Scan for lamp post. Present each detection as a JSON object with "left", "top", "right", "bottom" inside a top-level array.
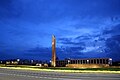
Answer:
[
  {"left": 17, "top": 59, "right": 20, "bottom": 62},
  {"left": 68, "top": 60, "right": 70, "bottom": 64},
  {"left": 31, "top": 60, "right": 33, "bottom": 63},
  {"left": 109, "top": 58, "right": 112, "bottom": 65},
  {"left": 0, "top": 61, "right": 2, "bottom": 64},
  {"left": 17, "top": 59, "right": 20, "bottom": 64},
  {"left": 87, "top": 60, "right": 89, "bottom": 64}
]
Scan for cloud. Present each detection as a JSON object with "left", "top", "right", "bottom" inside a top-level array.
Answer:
[
  {"left": 102, "top": 23, "right": 120, "bottom": 61},
  {"left": 25, "top": 47, "right": 51, "bottom": 59},
  {"left": 103, "top": 24, "right": 120, "bottom": 35},
  {"left": 27, "top": 47, "right": 51, "bottom": 53},
  {"left": 58, "top": 36, "right": 87, "bottom": 58},
  {"left": 105, "top": 35, "right": 120, "bottom": 61},
  {"left": 58, "top": 37, "right": 85, "bottom": 46},
  {"left": 75, "top": 34, "right": 92, "bottom": 41},
  {"left": 25, "top": 45, "right": 85, "bottom": 60}
]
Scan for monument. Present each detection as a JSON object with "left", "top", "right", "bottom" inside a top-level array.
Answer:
[{"left": 51, "top": 35, "right": 56, "bottom": 67}]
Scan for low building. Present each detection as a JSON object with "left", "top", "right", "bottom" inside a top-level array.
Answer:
[{"left": 56, "top": 58, "right": 112, "bottom": 68}]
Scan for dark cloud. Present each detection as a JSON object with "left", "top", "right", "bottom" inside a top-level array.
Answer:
[
  {"left": 28, "top": 47, "right": 50, "bottom": 53},
  {"left": 105, "top": 35, "right": 120, "bottom": 61},
  {"left": 58, "top": 36, "right": 86, "bottom": 58},
  {"left": 25, "top": 47, "right": 51, "bottom": 60},
  {"left": 102, "top": 23, "right": 120, "bottom": 61},
  {"left": 56, "top": 46, "right": 84, "bottom": 59},
  {"left": 59, "top": 38, "right": 72, "bottom": 43},
  {"left": 103, "top": 29, "right": 113, "bottom": 35},
  {"left": 1, "top": 0, "right": 120, "bottom": 23},
  {"left": 58, "top": 37, "right": 85, "bottom": 46},
  {"left": 58, "top": 23, "right": 120, "bottom": 61},
  {"left": 75, "top": 34, "right": 92, "bottom": 41},
  {"left": 98, "top": 37, "right": 106, "bottom": 41},
  {"left": 103, "top": 24, "right": 120, "bottom": 35},
  {"left": 25, "top": 45, "right": 84, "bottom": 60}
]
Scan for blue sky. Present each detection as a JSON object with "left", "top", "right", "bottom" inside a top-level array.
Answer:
[{"left": 0, "top": 0, "right": 120, "bottom": 61}]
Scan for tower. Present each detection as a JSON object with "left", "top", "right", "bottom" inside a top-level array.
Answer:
[{"left": 51, "top": 35, "right": 56, "bottom": 67}]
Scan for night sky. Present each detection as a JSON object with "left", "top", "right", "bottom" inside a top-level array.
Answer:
[{"left": 0, "top": 0, "right": 120, "bottom": 61}]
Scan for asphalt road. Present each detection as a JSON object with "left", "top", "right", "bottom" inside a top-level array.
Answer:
[{"left": 0, "top": 68, "right": 120, "bottom": 80}]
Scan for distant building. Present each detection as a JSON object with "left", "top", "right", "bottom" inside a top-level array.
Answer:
[
  {"left": 5, "top": 59, "right": 19, "bottom": 65},
  {"left": 3, "top": 59, "right": 43, "bottom": 66},
  {"left": 56, "top": 58, "right": 112, "bottom": 68}
]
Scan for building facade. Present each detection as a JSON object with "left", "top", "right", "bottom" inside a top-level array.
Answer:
[{"left": 56, "top": 58, "right": 112, "bottom": 68}]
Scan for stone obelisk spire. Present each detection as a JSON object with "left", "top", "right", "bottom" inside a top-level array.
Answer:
[{"left": 51, "top": 35, "right": 56, "bottom": 67}]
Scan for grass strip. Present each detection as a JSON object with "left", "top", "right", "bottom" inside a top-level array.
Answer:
[{"left": 0, "top": 65, "right": 120, "bottom": 73}]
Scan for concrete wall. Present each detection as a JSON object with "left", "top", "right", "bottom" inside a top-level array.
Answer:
[{"left": 66, "top": 64, "right": 109, "bottom": 68}]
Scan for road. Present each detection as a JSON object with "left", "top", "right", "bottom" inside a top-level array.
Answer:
[{"left": 0, "top": 68, "right": 120, "bottom": 80}]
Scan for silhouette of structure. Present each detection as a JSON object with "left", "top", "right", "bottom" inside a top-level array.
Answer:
[{"left": 51, "top": 35, "right": 56, "bottom": 67}]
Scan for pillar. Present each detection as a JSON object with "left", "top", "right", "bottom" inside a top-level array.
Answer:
[{"left": 51, "top": 35, "right": 56, "bottom": 67}]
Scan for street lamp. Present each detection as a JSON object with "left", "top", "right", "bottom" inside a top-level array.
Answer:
[
  {"left": 68, "top": 60, "right": 70, "bottom": 64},
  {"left": 87, "top": 60, "right": 89, "bottom": 64},
  {"left": 109, "top": 58, "right": 112, "bottom": 65},
  {"left": 17, "top": 59, "right": 20, "bottom": 62},
  {"left": 31, "top": 60, "right": 34, "bottom": 63}
]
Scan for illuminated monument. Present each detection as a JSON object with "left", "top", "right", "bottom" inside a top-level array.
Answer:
[{"left": 51, "top": 35, "right": 56, "bottom": 67}]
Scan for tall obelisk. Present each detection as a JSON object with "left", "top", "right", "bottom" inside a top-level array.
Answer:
[{"left": 51, "top": 35, "right": 56, "bottom": 67}]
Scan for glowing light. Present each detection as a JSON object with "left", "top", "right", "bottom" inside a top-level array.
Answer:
[
  {"left": 17, "top": 59, "right": 20, "bottom": 62},
  {"left": 109, "top": 58, "right": 112, "bottom": 61},
  {"left": 87, "top": 60, "right": 89, "bottom": 62}
]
